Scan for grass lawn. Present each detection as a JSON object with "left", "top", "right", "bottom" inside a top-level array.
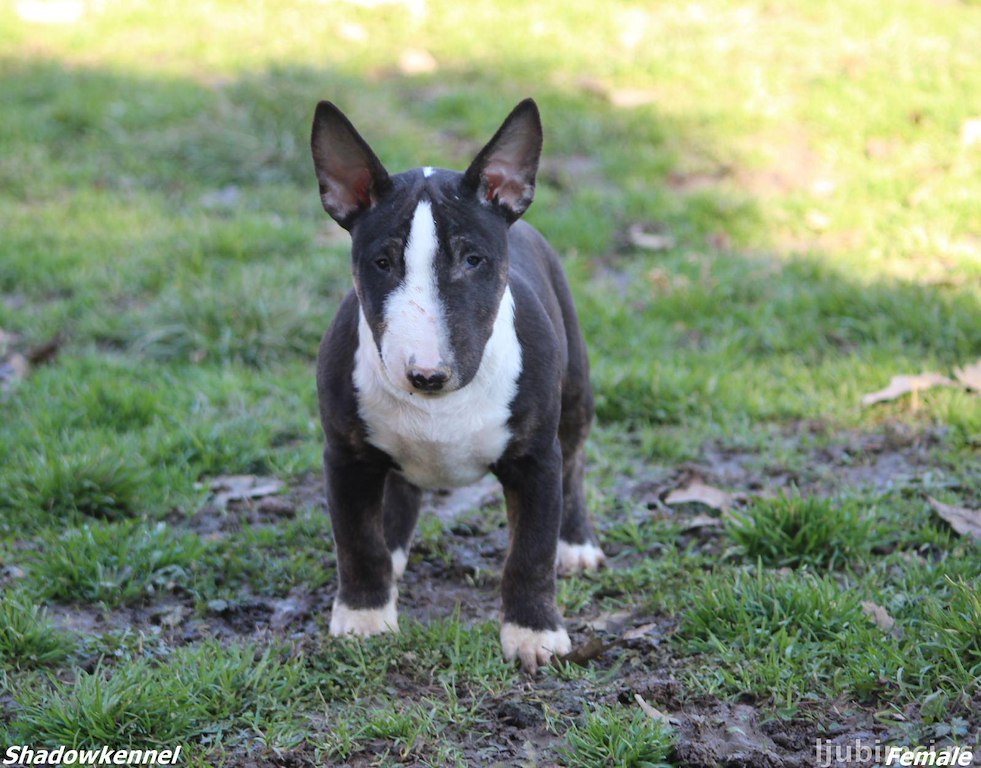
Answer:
[{"left": 1, "top": 0, "right": 979, "bottom": 765}]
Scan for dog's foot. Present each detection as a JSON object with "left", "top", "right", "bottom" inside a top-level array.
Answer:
[
  {"left": 556, "top": 540, "right": 606, "bottom": 575},
  {"left": 390, "top": 547, "right": 408, "bottom": 580},
  {"left": 329, "top": 589, "right": 399, "bottom": 636},
  {"left": 500, "top": 622, "right": 571, "bottom": 673}
]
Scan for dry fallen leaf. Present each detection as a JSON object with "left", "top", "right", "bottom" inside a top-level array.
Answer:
[
  {"left": 860, "top": 372, "right": 954, "bottom": 407},
  {"left": 210, "top": 475, "right": 284, "bottom": 509},
  {"left": 627, "top": 224, "right": 675, "bottom": 252},
  {"left": 682, "top": 514, "right": 724, "bottom": 532},
  {"left": 861, "top": 601, "right": 895, "bottom": 633},
  {"left": 927, "top": 497, "right": 981, "bottom": 542},
  {"left": 665, "top": 480, "right": 736, "bottom": 512},
  {"left": 560, "top": 619, "right": 660, "bottom": 667},
  {"left": 26, "top": 333, "right": 63, "bottom": 367},
  {"left": 622, "top": 622, "right": 660, "bottom": 641},
  {"left": 0, "top": 352, "right": 30, "bottom": 393},
  {"left": 559, "top": 636, "right": 616, "bottom": 666},
  {"left": 0, "top": 331, "right": 63, "bottom": 394},
  {"left": 582, "top": 609, "right": 634, "bottom": 633},
  {"left": 954, "top": 359, "right": 981, "bottom": 392},
  {"left": 634, "top": 694, "right": 674, "bottom": 725}
]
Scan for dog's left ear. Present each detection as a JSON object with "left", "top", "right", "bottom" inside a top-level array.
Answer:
[{"left": 462, "top": 98, "right": 543, "bottom": 223}]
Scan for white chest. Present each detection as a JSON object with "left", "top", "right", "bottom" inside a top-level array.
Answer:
[{"left": 352, "top": 288, "right": 523, "bottom": 490}]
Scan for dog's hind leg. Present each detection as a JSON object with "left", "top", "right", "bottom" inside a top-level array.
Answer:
[
  {"left": 556, "top": 370, "right": 605, "bottom": 576},
  {"left": 383, "top": 472, "right": 422, "bottom": 580}
]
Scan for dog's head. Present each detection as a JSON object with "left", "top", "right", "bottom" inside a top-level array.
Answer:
[{"left": 311, "top": 99, "right": 541, "bottom": 395}]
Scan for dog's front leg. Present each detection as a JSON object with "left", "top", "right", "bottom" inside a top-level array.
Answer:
[
  {"left": 495, "top": 439, "right": 571, "bottom": 673},
  {"left": 325, "top": 450, "right": 398, "bottom": 637}
]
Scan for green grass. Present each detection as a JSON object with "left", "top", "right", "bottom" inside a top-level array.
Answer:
[
  {"left": 11, "top": 640, "right": 303, "bottom": 748},
  {"left": 6, "top": 450, "right": 147, "bottom": 524},
  {"left": 561, "top": 705, "right": 674, "bottom": 768},
  {"left": 678, "top": 569, "right": 875, "bottom": 702},
  {"left": 910, "top": 578, "right": 981, "bottom": 698},
  {"left": 1, "top": 0, "right": 980, "bottom": 761},
  {"left": 29, "top": 522, "right": 205, "bottom": 606},
  {"left": 0, "top": 591, "right": 75, "bottom": 670},
  {"left": 726, "top": 492, "right": 875, "bottom": 569}
]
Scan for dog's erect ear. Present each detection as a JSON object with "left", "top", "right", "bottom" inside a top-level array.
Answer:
[
  {"left": 311, "top": 101, "right": 392, "bottom": 230},
  {"left": 462, "top": 99, "right": 543, "bottom": 224}
]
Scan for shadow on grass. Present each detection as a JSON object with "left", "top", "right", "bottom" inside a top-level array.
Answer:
[{"left": 2, "top": 54, "right": 977, "bottom": 366}]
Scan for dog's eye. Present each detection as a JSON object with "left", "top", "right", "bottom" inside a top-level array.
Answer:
[
  {"left": 375, "top": 257, "right": 391, "bottom": 272},
  {"left": 465, "top": 254, "right": 483, "bottom": 269}
]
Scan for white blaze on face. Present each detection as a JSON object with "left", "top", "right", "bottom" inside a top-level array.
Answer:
[{"left": 380, "top": 201, "right": 451, "bottom": 389}]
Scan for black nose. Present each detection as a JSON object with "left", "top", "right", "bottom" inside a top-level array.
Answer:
[{"left": 407, "top": 367, "right": 450, "bottom": 392}]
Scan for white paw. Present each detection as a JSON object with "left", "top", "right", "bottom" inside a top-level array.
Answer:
[
  {"left": 500, "top": 622, "right": 571, "bottom": 673},
  {"left": 556, "top": 540, "right": 606, "bottom": 575},
  {"left": 329, "top": 588, "right": 398, "bottom": 636},
  {"left": 390, "top": 548, "right": 408, "bottom": 580}
]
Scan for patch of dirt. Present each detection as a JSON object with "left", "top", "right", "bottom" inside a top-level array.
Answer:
[
  {"left": 668, "top": 702, "right": 818, "bottom": 767},
  {"left": 213, "top": 743, "right": 318, "bottom": 768},
  {"left": 650, "top": 422, "right": 952, "bottom": 502},
  {"left": 201, "top": 591, "right": 320, "bottom": 637},
  {"left": 178, "top": 471, "right": 326, "bottom": 537},
  {"left": 398, "top": 476, "right": 506, "bottom": 625}
]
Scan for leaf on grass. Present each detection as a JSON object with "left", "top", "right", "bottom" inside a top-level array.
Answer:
[
  {"left": 622, "top": 622, "right": 660, "bottom": 641},
  {"left": 209, "top": 475, "right": 284, "bottom": 509},
  {"left": 582, "top": 609, "right": 634, "bottom": 633},
  {"left": 860, "top": 373, "right": 954, "bottom": 406},
  {"left": 665, "top": 480, "right": 737, "bottom": 513},
  {"left": 26, "top": 333, "right": 63, "bottom": 367},
  {"left": 634, "top": 693, "right": 675, "bottom": 725},
  {"left": 682, "top": 514, "right": 724, "bottom": 531},
  {"left": 0, "top": 332, "right": 62, "bottom": 393},
  {"left": 954, "top": 359, "right": 981, "bottom": 392},
  {"left": 927, "top": 497, "right": 981, "bottom": 542},
  {"left": 0, "top": 353, "right": 30, "bottom": 393},
  {"left": 561, "top": 620, "right": 660, "bottom": 667},
  {"left": 861, "top": 601, "right": 895, "bottom": 633},
  {"left": 559, "top": 636, "right": 616, "bottom": 666},
  {"left": 627, "top": 224, "right": 675, "bottom": 252}
]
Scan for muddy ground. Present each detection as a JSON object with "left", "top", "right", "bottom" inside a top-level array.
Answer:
[{"left": 44, "top": 424, "right": 978, "bottom": 767}]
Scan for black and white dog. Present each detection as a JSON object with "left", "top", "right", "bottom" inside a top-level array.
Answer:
[{"left": 311, "top": 98, "right": 605, "bottom": 672}]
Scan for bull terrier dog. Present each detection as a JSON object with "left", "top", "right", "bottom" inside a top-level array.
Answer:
[{"left": 311, "top": 98, "right": 605, "bottom": 672}]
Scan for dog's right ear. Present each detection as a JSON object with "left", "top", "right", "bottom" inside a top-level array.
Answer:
[{"left": 311, "top": 101, "right": 392, "bottom": 230}]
